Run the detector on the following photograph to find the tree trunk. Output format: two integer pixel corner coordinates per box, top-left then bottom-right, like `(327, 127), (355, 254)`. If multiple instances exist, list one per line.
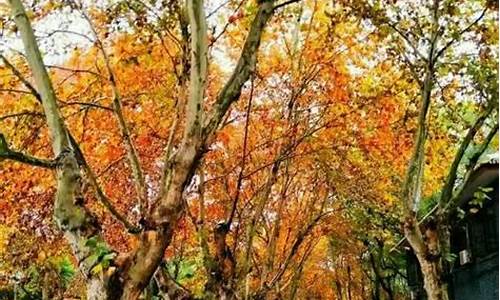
(9, 0), (114, 298)
(8, 0), (276, 298)
(120, 228), (173, 299)
(201, 223), (236, 299)
(334, 278), (343, 300)
(405, 219), (449, 300)
(369, 253), (381, 300)
(347, 266), (352, 300)
(417, 258), (448, 300)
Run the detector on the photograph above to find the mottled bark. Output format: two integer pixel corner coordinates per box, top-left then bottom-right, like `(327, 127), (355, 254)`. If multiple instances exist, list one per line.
(202, 0), (275, 140)
(398, 1), (452, 299)
(8, 0), (279, 298)
(122, 0), (277, 298)
(335, 279), (343, 300)
(9, 0), (113, 298)
(118, 1), (210, 297)
(120, 229), (172, 299)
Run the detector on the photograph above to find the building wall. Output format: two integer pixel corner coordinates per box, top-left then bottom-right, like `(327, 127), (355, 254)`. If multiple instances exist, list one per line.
(449, 180), (499, 300)
(450, 253), (498, 300)
(407, 164), (499, 300)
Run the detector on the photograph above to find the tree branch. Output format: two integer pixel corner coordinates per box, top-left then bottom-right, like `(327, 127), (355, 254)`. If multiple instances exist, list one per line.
(386, 21), (427, 62)
(439, 104), (495, 206)
(226, 73), (253, 227)
(85, 161), (141, 233)
(434, 7), (488, 60)
(0, 133), (57, 168)
(465, 121), (498, 172)
(8, 1), (110, 294)
(0, 88), (33, 95)
(446, 120), (499, 213)
(184, 0), (208, 141)
(202, 0), (275, 141)
(45, 64), (104, 78)
(59, 100), (114, 112)
(80, 7), (148, 216)
(0, 111), (44, 121)
(1, 53), (43, 101)
(273, 0), (301, 12)
(401, 0), (440, 212)
(263, 208), (328, 293)
(2, 44), (138, 234)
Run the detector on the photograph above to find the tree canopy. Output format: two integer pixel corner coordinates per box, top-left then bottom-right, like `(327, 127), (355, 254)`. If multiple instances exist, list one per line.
(0, 0), (497, 299)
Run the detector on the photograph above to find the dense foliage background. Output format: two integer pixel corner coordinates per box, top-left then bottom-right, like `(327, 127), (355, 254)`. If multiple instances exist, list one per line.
(0, 0), (497, 299)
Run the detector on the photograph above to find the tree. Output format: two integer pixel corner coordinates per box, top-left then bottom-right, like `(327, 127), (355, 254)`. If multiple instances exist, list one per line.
(345, 0), (498, 299)
(1, 0), (295, 298)
(0, 0), (496, 299)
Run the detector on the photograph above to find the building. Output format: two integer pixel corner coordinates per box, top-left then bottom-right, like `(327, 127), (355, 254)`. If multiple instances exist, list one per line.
(406, 161), (499, 300)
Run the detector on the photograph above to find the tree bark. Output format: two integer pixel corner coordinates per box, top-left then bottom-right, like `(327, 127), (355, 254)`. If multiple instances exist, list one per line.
(8, 0), (277, 298)
(347, 265), (352, 300)
(121, 0), (276, 298)
(405, 219), (449, 300)
(398, 1), (451, 299)
(9, 0), (114, 298)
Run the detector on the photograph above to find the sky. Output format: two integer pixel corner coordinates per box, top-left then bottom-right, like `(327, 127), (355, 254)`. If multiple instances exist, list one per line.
(0, 0), (235, 66)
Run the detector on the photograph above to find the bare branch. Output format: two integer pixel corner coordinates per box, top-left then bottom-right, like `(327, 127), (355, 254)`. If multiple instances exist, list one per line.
(203, 0), (275, 141)
(386, 22), (427, 62)
(0, 88), (33, 95)
(207, 0), (232, 18)
(66, 133), (141, 232)
(263, 208), (329, 293)
(45, 64), (104, 78)
(273, 0), (301, 11)
(0, 111), (44, 121)
(86, 162), (141, 233)
(208, 0), (246, 47)
(435, 7), (488, 60)
(40, 29), (95, 44)
(79, 7), (148, 216)
(0, 133), (56, 168)
(59, 100), (114, 112)
(0, 53), (42, 101)
(227, 73), (254, 227)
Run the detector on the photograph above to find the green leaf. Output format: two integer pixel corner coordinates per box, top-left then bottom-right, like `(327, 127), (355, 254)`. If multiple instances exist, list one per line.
(56, 256), (75, 286)
(444, 252), (457, 263)
(85, 236), (98, 248)
(471, 187), (491, 207)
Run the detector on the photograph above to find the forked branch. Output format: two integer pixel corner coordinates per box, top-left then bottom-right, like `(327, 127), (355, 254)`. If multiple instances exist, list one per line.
(78, 5), (148, 216)
(2, 50), (139, 233)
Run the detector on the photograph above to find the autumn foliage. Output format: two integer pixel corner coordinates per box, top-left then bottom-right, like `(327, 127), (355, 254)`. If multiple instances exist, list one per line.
(0, 0), (497, 299)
